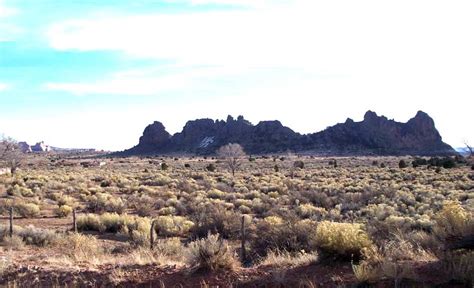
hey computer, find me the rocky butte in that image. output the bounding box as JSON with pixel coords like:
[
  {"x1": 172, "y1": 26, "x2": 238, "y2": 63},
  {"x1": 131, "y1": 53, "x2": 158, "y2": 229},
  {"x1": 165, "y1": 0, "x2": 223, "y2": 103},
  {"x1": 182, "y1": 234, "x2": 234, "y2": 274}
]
[{"x1": 121, "y1": 111, "x2": 456, "y2": 156}]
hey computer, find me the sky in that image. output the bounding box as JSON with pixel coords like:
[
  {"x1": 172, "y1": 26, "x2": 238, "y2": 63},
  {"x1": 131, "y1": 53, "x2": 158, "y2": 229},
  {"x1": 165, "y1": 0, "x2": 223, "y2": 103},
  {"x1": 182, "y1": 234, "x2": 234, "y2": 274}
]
[{"x1": 0, "y1": 0, "x2": 473, "y2": 151}]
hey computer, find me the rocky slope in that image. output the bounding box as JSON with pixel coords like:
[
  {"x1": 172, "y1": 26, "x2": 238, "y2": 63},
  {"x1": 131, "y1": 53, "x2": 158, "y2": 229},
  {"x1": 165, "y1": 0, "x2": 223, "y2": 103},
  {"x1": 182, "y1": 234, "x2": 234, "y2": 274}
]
[{"x1": 122, "y1": 111, "x2": 456, "y2": 156}]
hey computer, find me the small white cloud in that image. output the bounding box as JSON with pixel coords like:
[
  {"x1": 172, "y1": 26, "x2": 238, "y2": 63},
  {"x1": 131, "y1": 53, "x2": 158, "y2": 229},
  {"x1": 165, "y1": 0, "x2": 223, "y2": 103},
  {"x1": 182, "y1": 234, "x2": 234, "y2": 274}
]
[
  {"x1": 0, "y1": 0, "x2": 17, "y2": 18},
  {"x1": 44, "y1": 66, "x2": 246, "y2": 95},
  {"x1": 0, "y1": 83, "x2": 9, "y2": 92}
]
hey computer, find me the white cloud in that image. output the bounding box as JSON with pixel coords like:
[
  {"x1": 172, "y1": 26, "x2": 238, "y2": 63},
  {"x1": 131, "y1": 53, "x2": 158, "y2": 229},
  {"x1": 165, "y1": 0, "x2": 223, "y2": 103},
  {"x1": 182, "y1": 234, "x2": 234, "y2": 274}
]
[
  {"x1": 0, "y1": 0, "x2": 21, "y2": 41},
  {"x1": 39, "y1": 0, "x2": 474, "y2": 149},
  {"x1": 0, "y1": 83, "x2": 9, "y2": 92},
  {"x1": 44, "y1": 66, "x2": 253, "y2": 95},
  {"x1": 0, "y1": 0, "x2": 17, "y2": 17}
]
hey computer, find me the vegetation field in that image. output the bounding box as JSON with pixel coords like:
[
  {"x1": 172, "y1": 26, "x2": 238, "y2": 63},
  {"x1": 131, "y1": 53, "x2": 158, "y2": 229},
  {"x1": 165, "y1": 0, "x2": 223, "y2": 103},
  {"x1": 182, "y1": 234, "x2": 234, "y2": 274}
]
[{"x1": 0, "y1": 155, "x2": 473, "y2": 287}]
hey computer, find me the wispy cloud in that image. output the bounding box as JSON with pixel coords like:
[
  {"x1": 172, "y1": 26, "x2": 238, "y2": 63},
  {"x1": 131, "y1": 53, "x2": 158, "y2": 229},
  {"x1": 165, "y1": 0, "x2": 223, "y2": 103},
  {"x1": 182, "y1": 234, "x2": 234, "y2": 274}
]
[
  {"x1": 0, "y1": 0, "x2": 21, "y2": 41},
  {"x1": 0, "y1": 83, "x2": 10, "y2": 92},
  {"x1": 44, "y1": 66, "x2": 253, "y2": 95},
  {"x1": 45, "y1": 0, "x2": 474, "y2": 73},
  {"x1": 0, "y1": 0, "x2": 17, "y2": 17}
]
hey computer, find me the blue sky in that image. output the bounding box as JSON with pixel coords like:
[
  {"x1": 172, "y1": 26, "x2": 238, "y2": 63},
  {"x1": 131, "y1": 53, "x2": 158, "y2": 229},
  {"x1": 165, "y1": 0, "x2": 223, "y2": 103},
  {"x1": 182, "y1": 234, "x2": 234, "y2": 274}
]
[{"x1": 1, "y1": 0, "x2": 473, "y2": 151}]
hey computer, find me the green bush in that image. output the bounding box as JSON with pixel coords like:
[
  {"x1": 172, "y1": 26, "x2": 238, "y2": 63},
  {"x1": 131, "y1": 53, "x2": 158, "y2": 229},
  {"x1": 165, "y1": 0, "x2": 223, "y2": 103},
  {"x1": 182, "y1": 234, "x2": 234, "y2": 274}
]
[
  {"x1": 205, "y1": 164, "x2": 216, "y2": 172},
  {"x1": 398, "y1": 160, "x2": 408, "y2": 169}
]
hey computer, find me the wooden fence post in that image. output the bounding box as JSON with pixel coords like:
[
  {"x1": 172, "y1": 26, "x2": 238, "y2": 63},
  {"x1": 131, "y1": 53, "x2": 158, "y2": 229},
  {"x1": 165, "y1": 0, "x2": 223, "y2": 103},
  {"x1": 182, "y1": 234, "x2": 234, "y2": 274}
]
[
  {"x1": 241, "y1": 216, "x2": 246, "y2": 263},
  {"x1": 150, "y1": 220, "x2": 157, "y2": 249},
  {"x1": 73, "y1": 209, "x2": 78, "y2": 233},
  {"x1": 9, "y1": 206, "x2": 13, "y2": 238}
]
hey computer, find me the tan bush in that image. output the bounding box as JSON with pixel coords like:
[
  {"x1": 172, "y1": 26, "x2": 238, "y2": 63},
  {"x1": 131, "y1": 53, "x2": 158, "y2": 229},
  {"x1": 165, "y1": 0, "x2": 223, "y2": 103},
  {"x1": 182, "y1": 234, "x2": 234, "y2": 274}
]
[
  {"x1": 15, "y1": 203, "x2": 40, "y2": 218},
  {"x1": 54, "y1": 205, "x2": 73, "y2": 218},
  {"x1": 154, "y1": 216, "x2": 194, "y2": 237},
  {"x1": 57, "y1": 233, "x2": 103, "y2": 262},
  {"x1": 316, "y1": 221, "x2": 373, "y2": 259},
  {"x1": 185, "y1": 233, "x2": 239, "y2": 272},
  {"x1": 2, "y1": 235, "x2": 25, "y2": 250},
  {"x1": 17, "y1": 225, "x2": 58, "y2": 246}
]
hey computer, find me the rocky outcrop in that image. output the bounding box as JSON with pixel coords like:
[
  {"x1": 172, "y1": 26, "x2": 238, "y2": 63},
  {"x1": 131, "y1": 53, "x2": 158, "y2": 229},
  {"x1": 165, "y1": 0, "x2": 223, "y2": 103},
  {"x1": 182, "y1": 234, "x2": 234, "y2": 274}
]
[
  {"x1": 122, "y1": 111, "x2": 456, "y2": 156},
  {"x1": 18, "y1": 141, "x2": 52, "y2": 153}
]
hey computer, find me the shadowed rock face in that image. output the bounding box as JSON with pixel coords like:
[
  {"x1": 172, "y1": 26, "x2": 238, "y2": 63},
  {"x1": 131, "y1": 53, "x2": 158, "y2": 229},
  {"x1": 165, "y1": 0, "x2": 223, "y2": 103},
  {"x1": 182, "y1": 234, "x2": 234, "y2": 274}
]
[{"x1": 122, "y1": 111, "x2": 456, "y2": 156}]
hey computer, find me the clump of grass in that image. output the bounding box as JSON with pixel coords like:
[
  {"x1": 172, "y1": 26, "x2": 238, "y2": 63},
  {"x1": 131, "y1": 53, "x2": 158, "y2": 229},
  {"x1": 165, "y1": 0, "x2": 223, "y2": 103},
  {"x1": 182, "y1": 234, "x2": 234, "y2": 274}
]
[
  {"x1": 434, "y1": 201, "x2": 474, "y2": 242},
  {"x1": 54, "y1": 205, "x2": 72, "y2": 218},
  {"x1": 154, "y1": 216, "x2": 194, "y2": 237},
  {"x1": 17, "y1": 225, "x2": 58, "y2": 246},
  {"x1": 57, "y1": 233, "x2": 103, "y2": 262},
  {"x1": 316, "y1": 221, "x2": 373, "y2": 259},
  {"x1": 2, "y1": 235, "x2": 25, "y2": 250},
  {"x1": 258, "y1": 250, "x2": 318, "y2": 268},
  {"x1": 14, "y1": 202, "x2": 40, "y2": 218},
  {"x1": 185, "y1": 233, "x2": 239, "y2": 272}
]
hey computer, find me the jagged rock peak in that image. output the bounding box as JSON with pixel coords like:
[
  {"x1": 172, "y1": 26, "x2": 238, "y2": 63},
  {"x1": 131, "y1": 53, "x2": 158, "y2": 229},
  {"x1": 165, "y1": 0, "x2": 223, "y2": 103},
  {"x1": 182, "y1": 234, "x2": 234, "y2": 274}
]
[
  {"x1": 139, "y1": 121, "x2": 170, "y2": 146},
  {"x1": 122, "y1": 111, "x2": 456, "y2": 156}
]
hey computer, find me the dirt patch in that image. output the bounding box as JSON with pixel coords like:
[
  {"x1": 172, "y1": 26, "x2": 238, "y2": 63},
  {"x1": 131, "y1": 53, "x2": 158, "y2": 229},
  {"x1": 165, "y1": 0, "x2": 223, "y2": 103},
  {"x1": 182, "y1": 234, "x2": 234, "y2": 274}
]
[{"x1": 1, "y1": 263, "x2": 357, "y2": 288}]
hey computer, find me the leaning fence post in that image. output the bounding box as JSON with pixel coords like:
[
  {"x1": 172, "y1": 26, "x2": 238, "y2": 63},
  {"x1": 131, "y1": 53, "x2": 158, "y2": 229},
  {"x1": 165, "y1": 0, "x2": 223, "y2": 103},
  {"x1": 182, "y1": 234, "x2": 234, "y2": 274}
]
[
  {"x1": 241, "y1": 215, "x2": 246, "y2": 263},
  {"x1": 72, "y1": 208, "x2": 78, "y2": 233},
  {"x1": 150, "y1": 220, "x2": 157, "y2": 249},
  {"x1": 9, "y1": 206, "x2": 13, "y2": 238}
]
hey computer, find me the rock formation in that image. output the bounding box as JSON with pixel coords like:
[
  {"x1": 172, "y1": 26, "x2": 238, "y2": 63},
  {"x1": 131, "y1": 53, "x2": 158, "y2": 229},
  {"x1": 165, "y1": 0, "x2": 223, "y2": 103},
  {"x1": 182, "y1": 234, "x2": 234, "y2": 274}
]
[{"x1": 122, "y1": 111, "x2": 456, "y2": 156}]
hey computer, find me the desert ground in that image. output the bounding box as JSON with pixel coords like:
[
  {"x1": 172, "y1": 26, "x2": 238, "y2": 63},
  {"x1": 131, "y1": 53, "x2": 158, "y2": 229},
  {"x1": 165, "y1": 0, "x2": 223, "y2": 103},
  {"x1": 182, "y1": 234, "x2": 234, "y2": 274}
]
[{"x1": 0, "y1": 154, "x2": 473, "y2": 287}]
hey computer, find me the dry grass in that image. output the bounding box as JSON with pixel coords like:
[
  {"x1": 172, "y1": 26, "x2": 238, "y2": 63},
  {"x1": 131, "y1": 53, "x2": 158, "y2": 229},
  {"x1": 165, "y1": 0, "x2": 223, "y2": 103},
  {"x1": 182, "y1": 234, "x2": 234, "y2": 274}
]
[
  {"x1": 316, "y1": 221, "x2": 373, "y2": 259},
  {"x1": 185, "y1": 233, "x2": 240, "y2": 272},
  {"x1": 0, "y1": 155, "x2": 472, "y2": 286},
  {"x1": 258, "y1": 250, "x2": 318, "y2": 268}
]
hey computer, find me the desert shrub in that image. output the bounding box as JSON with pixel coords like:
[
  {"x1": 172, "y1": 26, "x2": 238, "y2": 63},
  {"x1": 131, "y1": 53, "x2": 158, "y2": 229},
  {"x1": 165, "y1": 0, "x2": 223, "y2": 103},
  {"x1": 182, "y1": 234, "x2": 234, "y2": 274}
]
[
  {"x1": 78, "y1": 213, "x2": 150, "y2": 241},
  {"x1": 258, "y1": 250, "x2": 318, "y2": 268},
  {"x1": 429, "y1": 157, "x2": 457, "y2": 169},
  {"x1": 161, "y1": 162, "x2": 168, "y2": 170},
  {"x1": 57, "y1": 233, "x2": 103, "y2": 261},
  {"x1": 189, "y1": 204, "x2": 242, "y2": 239},
  {"x1": 2, "y1": 235, "x2": 25, "y2": 250},
  {"x1": 434, "y1": 201, "x2": 474, "y2": 251},
  {"x1": 398, "y1": 160, "x2": 408, "y2": 169},
  {"x1": 412, "y1": 157, "x2": 428, "y2": 168},
  {"x1": 152, "y1": 237, "x2": 184, "y2": 256},
  {"x1": 54, "y1": 205, "x2": 72, "y2": 218},
  {"x1": 77, "y1": 213, "x2": 104, "y2": 231},
  {"x1": 316, "y1": 221, "x2": 373, "y2": 259},
  {"x1": 154, "y1": 216, "x2": 194, "y2": 237},
  {"x1": 293, "y1": 161, "x2": 304, "y2": 169},
  {"x1": 14, "y1": 203, "x2": 40, "y2": 218},
  {"x1": 296, "y1": 203, "x2": 327, "y2": 219},
  {"x1": 205, "y1": 163, "x2": 216, "y2": 172},
  {"x1": 129, "y1": 195, "x2": 155, "y2": 217},
  {"x1": 86, "y1": 193, "x2": 125, "y2": 214},
  {"x1": 251, "y1": 217, "x2": 318, "y2": 257},
  {"x1": 7, "y1": 185, "x2": 34, "y2": 197},
  {"x1": 185, "y1": 233, "x2": 239, "y2": 272},
  {"x1": 18, "y1": 225, "x2": 58, "y2": 246}
]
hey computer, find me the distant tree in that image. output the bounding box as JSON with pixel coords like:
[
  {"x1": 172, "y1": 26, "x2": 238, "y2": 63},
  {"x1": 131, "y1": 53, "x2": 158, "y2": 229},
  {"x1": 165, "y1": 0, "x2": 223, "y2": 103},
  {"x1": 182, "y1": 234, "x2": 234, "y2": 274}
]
[
  {"x1": 217, "y1": 143, "x2": 246, "y2": 176},
  {"x1": 0, "y1": 136, "x2": 24, "y2": 174},
  {"x1": 399, "y1": 159, "x2": 408, "y2": 169}
]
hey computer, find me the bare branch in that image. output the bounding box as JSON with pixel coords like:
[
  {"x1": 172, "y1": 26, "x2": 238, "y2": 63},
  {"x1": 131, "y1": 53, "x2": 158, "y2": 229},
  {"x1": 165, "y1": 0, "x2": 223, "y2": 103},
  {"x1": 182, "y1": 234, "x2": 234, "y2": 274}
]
[
  {"x1": 0, "y1": 136, "x2": 24, "y2": 174},
  {"x1": 464, "y1": 141, "x2": 473, "y2": 157},
  {"x1": 216, "y1": 143, "x2": 247, "y2": 176}
]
